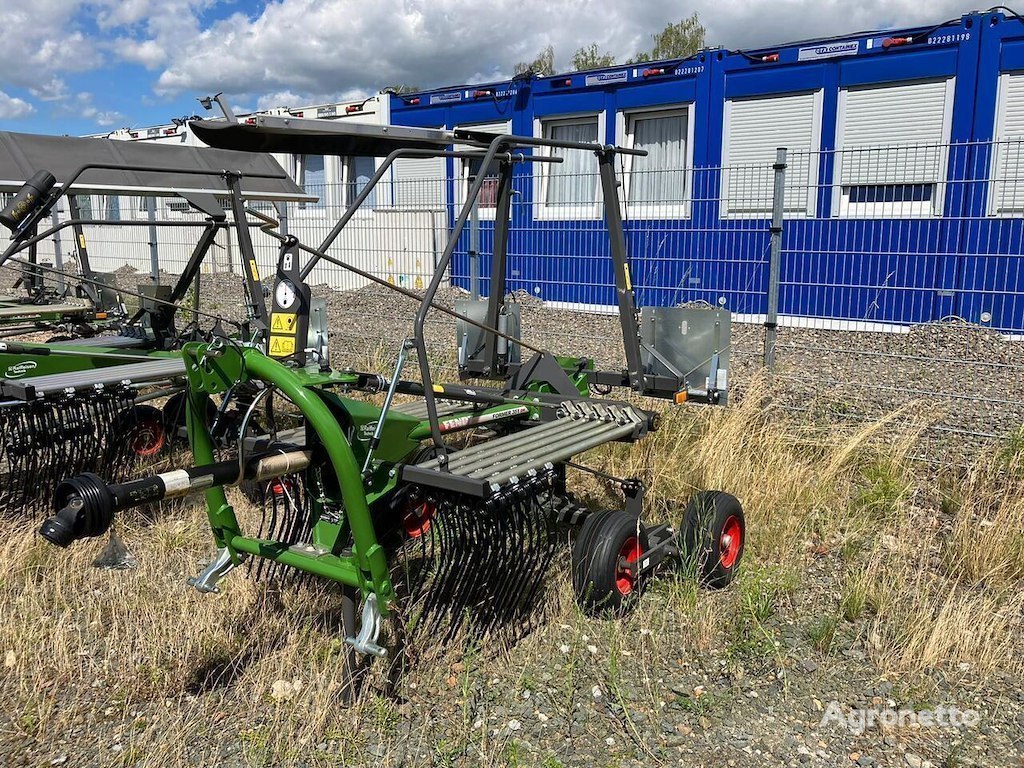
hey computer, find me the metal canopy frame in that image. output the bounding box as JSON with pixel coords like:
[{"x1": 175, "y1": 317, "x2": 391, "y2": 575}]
[
  {"x1": 192, "y1": 118, "x2": 685, "y2": 466},
  {"x1": 0, "y1": 159, "x2": 291, "y2": 336},
  {"x1": 0, "y1": 129, "x2": 313, "y2": 332}
]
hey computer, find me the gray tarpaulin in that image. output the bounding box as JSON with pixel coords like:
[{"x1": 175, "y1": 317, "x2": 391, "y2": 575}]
[{"x1": 0, "y1": 129, "x2": 314, "y2": 201}]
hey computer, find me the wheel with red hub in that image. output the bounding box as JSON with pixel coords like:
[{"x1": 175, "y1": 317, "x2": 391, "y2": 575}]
[
  {"x1": 571, "y1": 510, "x2": 650, "y2": 616},
  {"x1": 124, "y1": 405, "x2": 167, "y2": 458},
  {"x1": 401, "y1": 499, "x2": 436, "y2": 539},
  {"x1": 680, "y1": 491, "x2": 745, "y2": 588}
]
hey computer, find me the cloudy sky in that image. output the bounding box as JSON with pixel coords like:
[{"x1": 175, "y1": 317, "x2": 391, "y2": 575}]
[{"x1": 0, "y1": 0, "x2": 971, "y2": 135}]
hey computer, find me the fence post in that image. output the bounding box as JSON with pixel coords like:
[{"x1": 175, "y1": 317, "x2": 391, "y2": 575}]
[
  {"x1": 146, "y1": 196, "x2": 159, "y2": 281},
  {"x1": 764, "y1": 147, "x2": 787, "y2": 370},
  {"x1": 469, "y1": 171, "x2": 480, "y2": 300},
  {"x1": 276, "y1": 201, "x2": 289, "y2": 238},
  {"x1": 50, "y1": 204, "x2": 64, "y2": 293}
]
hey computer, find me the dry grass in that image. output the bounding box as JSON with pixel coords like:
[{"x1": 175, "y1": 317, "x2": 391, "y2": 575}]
[{"x1": 1, "y1": 381, "x2": 1023, "y2": 765}]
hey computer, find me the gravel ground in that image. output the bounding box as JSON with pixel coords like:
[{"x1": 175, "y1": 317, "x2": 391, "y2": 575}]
[
  {"x1": 102, "y1": 267, "x2": 1024, "y2": 465},
  {"x1": 6, "y1": 259, "x2": 1021, "y2": 460}
]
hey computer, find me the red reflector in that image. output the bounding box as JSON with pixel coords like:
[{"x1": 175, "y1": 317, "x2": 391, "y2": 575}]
[
  {"x1": 883, "y1": 36, "x2": 912, "y2": 48},
  {"x1": 761, "y1": 53, "x2": 779, "y2": 62},
  {"x1": 163, "y1": 128, "x2": 176, "y2": 135},
  {"x1": 345, "y1": 105, "x2": 361, "y2": 114},
  {"x1": 473, "y1": 90, "x2": 492, "y2": 98},
  {"x1": 552, "y1": 78, "x2": 572, "y2": 88},
  {"x1": 293, "y1": 111, "x2": 304, "y2": 117},
  {"x1": 642, "y1": 67, "x2": 666, "y2": 77},
  {"x1": 245, "y1": 117, "x2": 257, "y2": 125},
  {"x1": 408, "y1": 97, "x2": 420, "y2": 105}
]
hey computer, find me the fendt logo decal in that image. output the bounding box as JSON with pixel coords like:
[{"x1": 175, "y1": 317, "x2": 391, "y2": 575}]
[{"x1": 5, "y1": 360, "x2": 37, "y2": 379}]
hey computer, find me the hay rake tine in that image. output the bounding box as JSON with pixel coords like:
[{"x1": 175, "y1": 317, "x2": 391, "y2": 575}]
[
  {"x1": 418, "y1": 498, "x2": 471, "y2": 638},
  {"x1": 435, "y1": 500, "x2": 489, "y2": 637}
]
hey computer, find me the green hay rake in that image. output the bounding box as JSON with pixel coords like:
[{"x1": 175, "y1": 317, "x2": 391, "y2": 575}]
[
  {"x1": 41, "y1": 120, "x2": 745, "y2": 653},
  {"x1": 0, "y1": 129, "x2": 311, "y2": 516}
]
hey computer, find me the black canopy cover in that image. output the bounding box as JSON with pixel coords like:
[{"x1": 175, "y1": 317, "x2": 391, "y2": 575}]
[
  {"x1": 190, "y1": 115, "x2": 503, "y2": 157},
  {"x1": 0, "y1": 129, "x2": 313, "y2": 200}
]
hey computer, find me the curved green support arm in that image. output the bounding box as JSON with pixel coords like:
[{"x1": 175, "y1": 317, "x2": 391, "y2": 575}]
[
  {"x1": 243, "y1": 350, "x2": 395, "y2": 611},
  {"x1": 180, "y1": 342, "x2": 394, "y2": 613}
]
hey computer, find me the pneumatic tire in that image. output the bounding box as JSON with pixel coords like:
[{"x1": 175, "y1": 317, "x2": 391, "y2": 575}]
[
  {"x1": 572, "y1": 510, "x2": 649, "y2": 616},
  {"x1": 680, "y1": 491, "x2": 745, "y2": 589}
]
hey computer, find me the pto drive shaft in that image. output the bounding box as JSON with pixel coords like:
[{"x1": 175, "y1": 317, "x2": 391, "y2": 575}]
[{"x1": 39, "y1": 450, "x2": 311, "y2": 548}]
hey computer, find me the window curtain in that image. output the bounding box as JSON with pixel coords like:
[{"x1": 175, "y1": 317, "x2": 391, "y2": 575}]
[
  {"x1": 104, "y1": 195, "x2": 120, "y2": 221},
  {"x1": 546, "y1": 120, "x2": 599, "y2": 207},
  {"x1": 348, "y1": 155, "x2": 376, "y2": 209},
  {"x1": 629, "y1": 114, "x2": 686, "y2": 205},
  {"x1": 302, "y1": 154, "x2": 326, "y2": 208}
]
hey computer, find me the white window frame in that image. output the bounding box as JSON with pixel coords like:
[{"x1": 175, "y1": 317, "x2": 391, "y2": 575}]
[
  {"x1": 294, "y1": 153, "x2": 340, "y2": 213},
  {"x1": 616, "y1": 106, "x2": 694, "y2": 219},
  {"x1": 341, "y1": 155, "x2": 378, "y2": 215},
  {"x1": 833, "y1": 78, "x2": 955, "y2": 219},
  {"x1": 533, "y1": 112, "x2": 606, "y2": 220},
  {"x1": 989, "y1": 72, "x2": 1024, "y2": 217},
  {"x1": 97, "y1": 194, "x2": 122, "y2": 224},
  {"x1": 454, "y1": 121, "x2": 511, "y2": 221},
  {"x1": 721, "y1": 90, "x2": 824, "y2": 219}
]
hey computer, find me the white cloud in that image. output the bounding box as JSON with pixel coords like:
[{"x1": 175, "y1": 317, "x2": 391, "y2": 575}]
[
  {"x1": 151, "y1": 0, "x2": 971, "y2": 102},
  {"x1": 29, "y1": 76, "x2": 69, "y2": 102},
  {"x1": 115, "y1": 38, "x2": 168, "y2": 69},
  {"x1": 94, "y1": 110, "x2": 127, "y2": 127},
  {"x1": 70, "y1": 92, "x2": 124, "y2": 126},
  {"x1": 0, "y1": 92, "x2": 36, "y2": 119},
  {"x1": 0, "y1": 2, "x2": 101, "y2": 89},
  {"x1": 255, "y1": 90, "x2": 306, "y2": 111},
  {"x1": 94, "y1": 0, "x2": 163, "y2": 29},
  {"x1": 0, "y1": 0, "x2": 983, "y2": 128}
]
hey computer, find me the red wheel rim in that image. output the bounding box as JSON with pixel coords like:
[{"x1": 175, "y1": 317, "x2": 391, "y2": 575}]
[
  {"x1": 615, "y1": 536, "x2": 642, "y2": 595},
  {"x1": 402, "y1": 501, "x2": 435, "y2": 538},
  {"x1": 720, "y1": 515, "x2": 743, "y2": 569},
  {"x1": 131, "y1": 419, "x2": 165, "y2": 457},
  {"x1": 269, "y1": 478, "x2": 296, "y2": 499}
]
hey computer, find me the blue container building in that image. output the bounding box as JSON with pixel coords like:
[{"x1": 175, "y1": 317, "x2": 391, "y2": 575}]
[{"x1": 388, "y1": 10, "x2": 1024, "y2": 332}]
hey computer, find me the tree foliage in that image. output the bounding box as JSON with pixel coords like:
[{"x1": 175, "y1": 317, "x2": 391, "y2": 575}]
[
  {"x1": 514, "y1": 45, "x2": 556, "y2": 76},
  {"x1": 628, "y1": 13, "x2": 706, "y2": 64},
  {"x1": 571, "y1": 43, "x2": 616, "y2": 72},
  {"x1": 382, "y1": 84, "x2": 420, "y2": 95},
  {"x1": 511, "y1": 14, "x2": 705, "y2": 76}
]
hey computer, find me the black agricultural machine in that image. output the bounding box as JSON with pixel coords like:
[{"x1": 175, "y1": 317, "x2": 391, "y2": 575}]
[
  {"x1": 39, "y1": 118, "x2": 744, "y2": 653},
  {"x1": 0, "y1": 129, "x2": 312, "y2": 515}
]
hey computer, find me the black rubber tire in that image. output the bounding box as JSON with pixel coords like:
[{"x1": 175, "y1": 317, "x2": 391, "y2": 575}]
[
  {"x1": 680, "y1": 491, "x2": 745, "y2": 589},
  {"x1": 162, "y1": 392, "x2": 217, "y2": 434},
  {"x1": 572, "y1": 510, "x2": 649, "y2": 616}
]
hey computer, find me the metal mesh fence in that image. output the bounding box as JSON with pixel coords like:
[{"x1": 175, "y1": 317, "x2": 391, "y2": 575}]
[{"x1": 17, "y1": 140, "x2": 1024, "y2": 460}]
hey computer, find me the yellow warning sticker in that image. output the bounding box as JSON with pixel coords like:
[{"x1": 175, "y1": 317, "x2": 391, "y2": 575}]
[
  {"x1": 623, "y1": 264, "x2": 632, "y2": 291},
  {"x1": 78, "y1": 234, "x2": 87, "y2": 250},
  {"x1": 269, "y1": 335, "x2": 296, "y2": 356},
  {"x1": 271, "y1": 312, "x2": 297, "y2": 333},
  {"x1": 249, "y1": 259, "x2": 260, "y2": 282}
]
